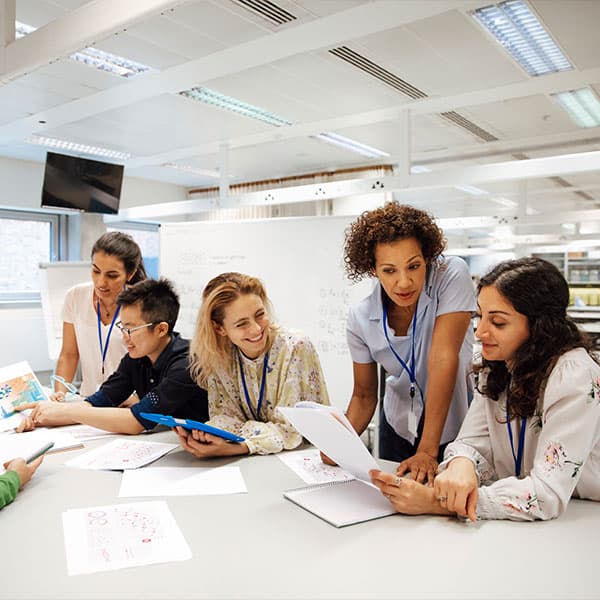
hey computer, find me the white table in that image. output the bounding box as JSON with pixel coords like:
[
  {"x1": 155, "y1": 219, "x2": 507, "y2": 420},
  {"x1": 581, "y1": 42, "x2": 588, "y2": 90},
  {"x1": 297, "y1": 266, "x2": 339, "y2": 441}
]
[{"x1": 1, "y1": 431, "x2": 599, "y2": 600}]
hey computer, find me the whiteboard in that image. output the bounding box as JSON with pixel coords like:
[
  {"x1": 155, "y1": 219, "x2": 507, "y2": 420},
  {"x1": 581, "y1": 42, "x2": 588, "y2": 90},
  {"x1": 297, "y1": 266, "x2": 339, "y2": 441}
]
[
  {"x1": 159, "y1": 217, "x2": 371, "y2": 408},
  {"x1": 39, "y1": 261, "x2": 90, "y2": 360}
]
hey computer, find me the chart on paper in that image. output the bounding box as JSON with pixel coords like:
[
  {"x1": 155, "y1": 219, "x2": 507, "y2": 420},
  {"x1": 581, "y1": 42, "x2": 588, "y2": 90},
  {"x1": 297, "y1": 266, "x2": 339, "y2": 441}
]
[
  {"x1": 65, "y1": 439, "x2": 177, "y2": 470},
  {"x1": 278, "y1": 449, "x2": 355, "y2": 484},
  {"x1": 62, "y1": 501, "x2": 191, "y2": 575}
]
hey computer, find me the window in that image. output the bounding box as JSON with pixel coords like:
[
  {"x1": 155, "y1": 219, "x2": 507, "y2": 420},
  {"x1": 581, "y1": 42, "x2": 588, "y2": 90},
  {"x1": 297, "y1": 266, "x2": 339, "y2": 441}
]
[
  {"x1": 0, "y1": 210, "x2": 60, "y2": 302},
  {"x1": 107, "y1": 222, "x2": 160, "y2": 279}
]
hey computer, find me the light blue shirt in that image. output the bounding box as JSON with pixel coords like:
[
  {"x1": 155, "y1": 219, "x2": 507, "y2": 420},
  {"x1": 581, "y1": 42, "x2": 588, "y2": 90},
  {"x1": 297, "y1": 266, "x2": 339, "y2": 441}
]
[{"x1": 346, "y1": 256, "x2": 476, "y2": 444}]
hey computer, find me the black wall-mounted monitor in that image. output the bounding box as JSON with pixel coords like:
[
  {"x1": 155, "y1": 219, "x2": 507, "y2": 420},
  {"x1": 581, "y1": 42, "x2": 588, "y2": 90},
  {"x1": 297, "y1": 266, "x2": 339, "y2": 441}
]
[{"x1": 41, "y1": 151, "x2": 124, "y2": 215}]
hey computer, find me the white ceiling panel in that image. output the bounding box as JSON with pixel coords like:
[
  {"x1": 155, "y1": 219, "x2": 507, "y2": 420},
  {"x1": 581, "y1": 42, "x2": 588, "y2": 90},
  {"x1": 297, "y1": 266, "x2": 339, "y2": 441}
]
[
  {"x1": 346, "y1": 10, "x2": 524, "y2": 100},
  {"x1": 91, "y1": 30, "x2": 188, "y2": 71},
  {"x1": 459, "y1": 94, "x2": 580, "y2": 141},
  {"x1": 0, "y1": 0, "x2": 598, "y2": 226},
  {"x1": 120, "y1": 13, "x2": 223, "y2": 61},
  {"x1": 214, "y1": 136, "x2": 371, "y2": 182},
  {"x1": 45, "y1": 93, "x2": 273, "y2": 157},
  {"x1": 531, "y1": 0, "x2": 600, "y2": 71},
  {"x1": 162, "y1": 1, "x2": 273, "y2": 45},
  {"x1": 293, "y1": 0, "x2": 367, "y2": 18},
  {"x1": 16, "y1": 0, "x2": 70, "y2": 28}
]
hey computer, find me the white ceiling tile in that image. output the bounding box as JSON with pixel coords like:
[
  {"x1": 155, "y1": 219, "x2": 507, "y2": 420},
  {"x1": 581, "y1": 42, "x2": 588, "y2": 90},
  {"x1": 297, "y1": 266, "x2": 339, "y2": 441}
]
[{"x1": 531, "y1": 0, "x2": 600, "y2": 71}]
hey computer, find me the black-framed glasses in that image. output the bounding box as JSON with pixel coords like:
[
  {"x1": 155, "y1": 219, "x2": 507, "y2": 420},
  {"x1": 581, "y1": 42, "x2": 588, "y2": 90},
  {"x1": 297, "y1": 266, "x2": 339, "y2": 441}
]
[{"x1": 115, "y1": 321, "x2": 154, "y2": 337}]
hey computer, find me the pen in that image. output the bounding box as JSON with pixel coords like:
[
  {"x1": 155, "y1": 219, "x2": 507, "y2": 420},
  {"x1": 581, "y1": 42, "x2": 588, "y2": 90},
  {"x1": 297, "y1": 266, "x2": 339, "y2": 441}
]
[{"x1": 24, "y1": 442, "x2": 54, "y2": 463}]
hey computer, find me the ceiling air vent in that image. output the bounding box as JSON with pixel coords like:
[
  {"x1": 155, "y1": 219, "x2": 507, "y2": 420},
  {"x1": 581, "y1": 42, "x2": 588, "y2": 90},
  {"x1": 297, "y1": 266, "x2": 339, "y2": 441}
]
[
  {"x1": 515, "y1": 156, "x2": 594, "y2": 201},
  {"x1": 548, "y1": 176, "x2": 595, "y2": 201},
  {"x1": 233, "y1": 0, "x2": 296, "y2": 25},
  {"x1": 329, "y1": 46, "x2": 427, "y2": 100},
  {"x1": 439, "y1": 111, "x2": 499, "y2": 143},
  {"x1": 329, "y1": 46, "x2": 498, "y2": 143}
]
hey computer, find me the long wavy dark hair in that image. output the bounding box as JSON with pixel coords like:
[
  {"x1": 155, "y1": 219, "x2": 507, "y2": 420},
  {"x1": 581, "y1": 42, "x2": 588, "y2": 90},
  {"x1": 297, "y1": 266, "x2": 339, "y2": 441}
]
[{"x1": 476, "y1": 257, "x2": 594, "y2": 419}]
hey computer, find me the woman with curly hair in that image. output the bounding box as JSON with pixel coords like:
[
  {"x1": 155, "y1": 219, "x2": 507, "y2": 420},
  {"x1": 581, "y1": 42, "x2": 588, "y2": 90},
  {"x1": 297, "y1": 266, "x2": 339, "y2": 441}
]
[
  {"x1": 371, "y1": 257, "x2": 600, "y2": 521},
  {"x1": 179, "y1": 272, "x2": 330, "y2": 458},
  {"x1": 340, "y1": 203, "x2": 475, "y2": 481}
]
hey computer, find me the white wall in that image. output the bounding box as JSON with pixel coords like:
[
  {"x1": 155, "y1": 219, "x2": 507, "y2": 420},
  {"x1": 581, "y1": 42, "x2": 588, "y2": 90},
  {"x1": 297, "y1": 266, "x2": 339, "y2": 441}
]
[
  {"x1": 0, "y1": 156, "x2": 187, "y2": 211},
  {"x1": 0, "y1": 307, "x2": 54, "y2": 372},
  {"x1": 0, "y1": 156, "x2": 187, "y2": 373}
]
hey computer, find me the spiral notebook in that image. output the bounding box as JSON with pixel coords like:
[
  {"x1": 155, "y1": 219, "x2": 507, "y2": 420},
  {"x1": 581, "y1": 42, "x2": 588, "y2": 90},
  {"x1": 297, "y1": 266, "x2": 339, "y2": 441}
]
[{"x1": 284, "y1": 479, "x2": 396, "y2": 528}]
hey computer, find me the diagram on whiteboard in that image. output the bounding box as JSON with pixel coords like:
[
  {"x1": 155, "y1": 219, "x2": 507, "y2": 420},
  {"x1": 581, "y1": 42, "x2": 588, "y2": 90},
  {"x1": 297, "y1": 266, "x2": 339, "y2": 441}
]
[{"x1": 159, "y1": 217, "x2": 371, "y2": 410}]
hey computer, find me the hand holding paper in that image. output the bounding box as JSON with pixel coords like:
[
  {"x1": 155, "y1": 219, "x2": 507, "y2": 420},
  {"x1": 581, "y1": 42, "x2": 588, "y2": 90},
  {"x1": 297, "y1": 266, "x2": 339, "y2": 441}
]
[{"x1": 278, "y1": 402, "x2": 378, "y2": 483}]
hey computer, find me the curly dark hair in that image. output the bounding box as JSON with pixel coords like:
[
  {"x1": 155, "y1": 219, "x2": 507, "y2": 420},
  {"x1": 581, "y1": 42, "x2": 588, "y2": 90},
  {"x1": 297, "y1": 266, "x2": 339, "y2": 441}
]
[
  {"x1": 476, "y1": 257, "x2": 595, "y2": 419},
  {"x1": 343, "y1": 203, "x2": 447, "y2": 282}
]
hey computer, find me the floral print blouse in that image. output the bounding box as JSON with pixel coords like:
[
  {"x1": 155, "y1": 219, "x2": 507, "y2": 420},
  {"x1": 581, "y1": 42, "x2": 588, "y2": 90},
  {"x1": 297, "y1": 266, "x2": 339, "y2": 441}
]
[
  {"x1": 207, "y1": 328, "x2": 330, "y2": 455},
  {"x1": 440, "y1": 347, "x2": 600, "y2": 521}
]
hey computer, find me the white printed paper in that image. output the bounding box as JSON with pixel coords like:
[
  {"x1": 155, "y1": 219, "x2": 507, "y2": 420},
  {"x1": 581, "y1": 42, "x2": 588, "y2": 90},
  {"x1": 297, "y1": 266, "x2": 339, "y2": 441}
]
[
  {"x1": 278, "y1": 448, "x2": 355, "y2": 484},
  {"x1": 0, "y1": 429, "x2": 82, "y2": 471},
  {"x1": 62, "y1": 501, "x2": 191, "y2": 575},
  {"x1": 60, "y1": 423, "x2": 120, "y2": 441},
  {"x1": 119, "y1": 466, "x2": 247, "y2": 497},
  {"x1": 65, "y1": 438, "x2": 177, "y2": 470},
  {"x1": 279, "y1": 405, "x2": 379, "y2": 483}
]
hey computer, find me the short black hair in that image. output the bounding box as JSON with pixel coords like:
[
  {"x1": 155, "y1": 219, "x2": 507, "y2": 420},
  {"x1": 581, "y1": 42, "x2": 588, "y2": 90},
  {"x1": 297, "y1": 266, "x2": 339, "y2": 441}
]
[{"x1": 117, "y1": 278, "x2": 180, "y2": 333}]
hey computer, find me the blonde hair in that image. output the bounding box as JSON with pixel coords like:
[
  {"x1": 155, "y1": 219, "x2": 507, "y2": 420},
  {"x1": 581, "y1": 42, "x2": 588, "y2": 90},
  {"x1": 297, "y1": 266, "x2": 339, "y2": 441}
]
[{"x1": 189, "y1": 272, "x2": 277, "y2": 385}]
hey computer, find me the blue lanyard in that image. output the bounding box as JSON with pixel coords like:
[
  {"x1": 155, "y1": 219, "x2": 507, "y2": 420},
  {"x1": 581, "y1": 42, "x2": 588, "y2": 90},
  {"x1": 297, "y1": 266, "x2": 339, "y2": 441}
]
[
  {"x1": 382, "y1": 299, "x2": 417, "y2": 400},
  {"x1": 237, "y1": 350, "x2": 269, "y2": 421},
  {"x1": 506, "y1": 390, "x2": 526, "y2": 477},
  {"x1": 96, "y1": 302, "x2": 121, "y2": 376}
]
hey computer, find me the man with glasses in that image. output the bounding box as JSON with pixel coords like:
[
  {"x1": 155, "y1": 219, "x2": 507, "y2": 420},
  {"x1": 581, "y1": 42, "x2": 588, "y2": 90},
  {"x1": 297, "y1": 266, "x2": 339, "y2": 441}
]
[{"x1": 16, "y1": 278, "x2": 208, "y2": 434}]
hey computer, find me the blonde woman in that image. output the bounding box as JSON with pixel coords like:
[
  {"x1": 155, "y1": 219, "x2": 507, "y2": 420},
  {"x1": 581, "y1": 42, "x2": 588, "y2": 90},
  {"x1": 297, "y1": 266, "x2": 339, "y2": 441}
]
[{"x1": 177, "y1": 272, "x2": 329, "y2": 457}]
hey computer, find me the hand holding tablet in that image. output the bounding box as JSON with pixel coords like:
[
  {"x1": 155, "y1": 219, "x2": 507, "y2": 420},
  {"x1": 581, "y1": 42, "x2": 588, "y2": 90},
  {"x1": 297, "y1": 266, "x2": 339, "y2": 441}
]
[{"x1": 140, "y1": 412, "x2": 245, "y2": 443}]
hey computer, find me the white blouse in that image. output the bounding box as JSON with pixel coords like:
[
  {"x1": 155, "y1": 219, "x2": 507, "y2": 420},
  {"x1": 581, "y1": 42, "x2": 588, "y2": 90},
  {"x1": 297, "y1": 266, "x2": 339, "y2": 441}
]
[
  {"x1": 440, "y1": 347, "x2": 600, "y2": 521},
  {"x1": 62, "y1": 282, "x2": 128, "y2": 396}
]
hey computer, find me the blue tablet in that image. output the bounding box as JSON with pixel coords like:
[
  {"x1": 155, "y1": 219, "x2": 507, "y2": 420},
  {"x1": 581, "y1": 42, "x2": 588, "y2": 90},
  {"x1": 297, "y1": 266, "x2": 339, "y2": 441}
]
[{"x1": 140, "y1": 412, "x2": 245, "y2": 443}]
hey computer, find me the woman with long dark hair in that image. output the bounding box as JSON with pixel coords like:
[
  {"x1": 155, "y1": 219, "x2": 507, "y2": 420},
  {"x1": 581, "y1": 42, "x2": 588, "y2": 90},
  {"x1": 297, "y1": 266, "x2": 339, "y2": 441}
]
[
  {"x1": 371, "y1": 257, "x2": 600, "y2": 521},
  {"x1": 52, "y1": 232, "x2": 147, "y2": 398}
]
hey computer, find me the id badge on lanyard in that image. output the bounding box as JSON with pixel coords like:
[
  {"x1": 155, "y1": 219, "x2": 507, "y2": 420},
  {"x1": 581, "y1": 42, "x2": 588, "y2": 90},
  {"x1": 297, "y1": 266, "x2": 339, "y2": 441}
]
[
  {"x1": 382, "y1": 300, "x2": 420, "y2": 437},
  {"x1": 97, "y1": 303, "x2": 121, "y2": 376}
]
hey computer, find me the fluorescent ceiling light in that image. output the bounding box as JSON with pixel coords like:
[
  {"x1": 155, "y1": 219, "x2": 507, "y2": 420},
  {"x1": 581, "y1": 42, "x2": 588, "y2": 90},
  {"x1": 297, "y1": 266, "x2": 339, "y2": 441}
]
[
  {"x1": 490, "y1": 196, "x2": 519, "y2": 208},
  {"x1": 25, "y1": 134, "x2": 130, "y2": 160},
  {"x1": 162, "y1": 163, "x2": 222, "y2": 178},
  {"x1": 472, "y1": 1, "x2": 572, "y2": 77},
  {"x1": 313, "y1": 132, "x2": 390, "y2": 159},
  {"x1": 180, "y1": 87, "x2": 293, "y2": 127},
  {"x1": 410, "y1": 166, "x2": 491, "y2": 197},
  {"x1": 532, "y1": 240, "x2": 600, "y2": 253},
  {"x1": 180, "y1": 86, "x2": 390, "y2": 159},
  {"x1": 70, "y1": 47, "x2": 152, "y2": 78},
  {"x1": 455, "y1": 184, "x2": 488, "y2": 196},
  {"x1": 552, "y1": 88, "x2": 600, "y2": 128},
  {"x1": 16, "y1": 21, "x2": 152, "y2": 78},
  {"x1": 446, "y1": 247, "x2": 515, "y2": 257},
  {"x1": 15, "y1": 21, "x2": 35, "y2": 38}
]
